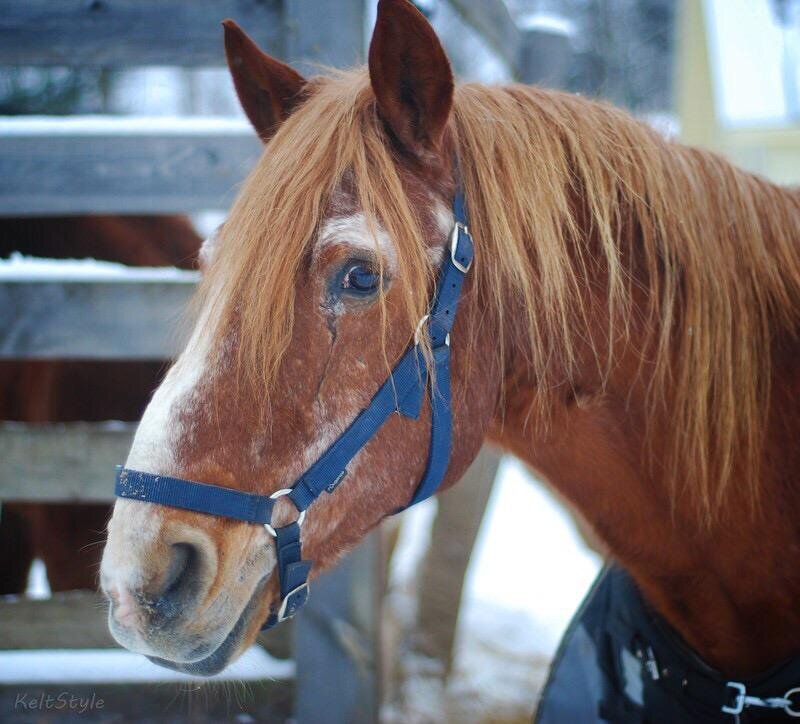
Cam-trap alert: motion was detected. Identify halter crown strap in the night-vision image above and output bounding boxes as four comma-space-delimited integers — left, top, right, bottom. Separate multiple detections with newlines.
114, 189, 474, 630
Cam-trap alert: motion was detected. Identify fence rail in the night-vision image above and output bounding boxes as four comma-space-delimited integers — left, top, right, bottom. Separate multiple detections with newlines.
0, 422, 133, 501
0, 272, 197, 358
0, 0, 283, 67
0, 117, 261, 215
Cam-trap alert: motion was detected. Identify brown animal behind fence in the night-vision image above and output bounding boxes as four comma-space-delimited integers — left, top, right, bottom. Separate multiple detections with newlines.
0, 214, 200, 593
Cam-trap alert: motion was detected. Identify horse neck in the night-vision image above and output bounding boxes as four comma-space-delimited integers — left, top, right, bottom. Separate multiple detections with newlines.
486, 166, 800, 677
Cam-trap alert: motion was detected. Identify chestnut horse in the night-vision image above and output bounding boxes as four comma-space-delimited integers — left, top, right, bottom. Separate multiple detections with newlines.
0, 214, 200, 593
100, 0, 800, 686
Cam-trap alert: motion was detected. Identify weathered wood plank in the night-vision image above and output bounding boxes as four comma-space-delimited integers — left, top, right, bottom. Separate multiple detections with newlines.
0, 117, 261, 215
0, 273, 197, 359
0, 681, 293, 722
0, 0, 282, 67
0, 592, 116, 649
516, 24, 574, 86
447, 0, 521, 72
0, 422, 134, 501
294, 530, 382, 724
1, 681, 292, 721
284, 0, 365, 76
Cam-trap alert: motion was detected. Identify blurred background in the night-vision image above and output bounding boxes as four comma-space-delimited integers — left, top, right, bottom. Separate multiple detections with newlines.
0, 1, 797, 722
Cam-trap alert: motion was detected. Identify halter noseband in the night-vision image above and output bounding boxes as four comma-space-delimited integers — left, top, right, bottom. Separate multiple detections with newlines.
114, 190, 474, 629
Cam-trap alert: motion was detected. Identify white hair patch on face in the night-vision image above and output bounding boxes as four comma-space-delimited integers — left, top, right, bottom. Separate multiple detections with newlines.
434, 198, 454, 235
124, 287, 220, 475
429, 199, 454, 265
317, 213, 396, 269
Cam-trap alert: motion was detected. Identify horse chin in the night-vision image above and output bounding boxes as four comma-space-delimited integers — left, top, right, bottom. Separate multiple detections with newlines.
146, 580, 267, 677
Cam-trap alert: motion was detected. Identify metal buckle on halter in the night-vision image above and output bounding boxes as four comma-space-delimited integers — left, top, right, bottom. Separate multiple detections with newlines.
449, 222, 472, 274
276, 582, 309, 623
414, 314, 450, 347
722, 682, 800, 718
263, 488, 306, 538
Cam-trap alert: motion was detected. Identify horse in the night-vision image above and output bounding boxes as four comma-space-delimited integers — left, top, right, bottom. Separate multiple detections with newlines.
100, 0, 800, 711
0, 214, 200, 593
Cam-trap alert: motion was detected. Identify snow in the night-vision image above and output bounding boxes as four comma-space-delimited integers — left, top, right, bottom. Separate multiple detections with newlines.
517, 13, 576, 38
462, 457, 601, 656
387, 457, 602, 722
0, 648, 294, 684
0, 253, 199, 283
0, 115, 252, 136
25, 559, 50, 600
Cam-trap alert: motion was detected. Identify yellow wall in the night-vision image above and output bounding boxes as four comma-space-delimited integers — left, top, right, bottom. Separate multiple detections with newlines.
677, 0, 800, 184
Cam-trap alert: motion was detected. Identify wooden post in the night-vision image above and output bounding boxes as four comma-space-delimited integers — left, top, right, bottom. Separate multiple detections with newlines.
516, 24, 574, 87
293, 530, 383, 724
414, 445, 502, 675
283, 0, 366, 76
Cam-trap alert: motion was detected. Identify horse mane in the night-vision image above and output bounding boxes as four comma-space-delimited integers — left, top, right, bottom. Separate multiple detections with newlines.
205, 70, 800, 520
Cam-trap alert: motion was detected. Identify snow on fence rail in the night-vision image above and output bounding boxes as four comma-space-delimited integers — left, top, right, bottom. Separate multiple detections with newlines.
0, 255, 198, 358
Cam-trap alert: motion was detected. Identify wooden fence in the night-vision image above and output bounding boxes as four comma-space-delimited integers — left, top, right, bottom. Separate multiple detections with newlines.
0, 2, 374, 722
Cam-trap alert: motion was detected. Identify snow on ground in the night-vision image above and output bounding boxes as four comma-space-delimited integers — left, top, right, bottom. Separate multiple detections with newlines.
0, 252, 198, 282
447, 458, 601, 721
706, 0, 799, 126
463, 457, 601, 657
388, 457, 602, 723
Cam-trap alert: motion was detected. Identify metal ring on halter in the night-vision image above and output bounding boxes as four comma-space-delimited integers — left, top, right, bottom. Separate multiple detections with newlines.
414, 314, 450, 347
785, 688, 800, 718
264, 488, 306, 538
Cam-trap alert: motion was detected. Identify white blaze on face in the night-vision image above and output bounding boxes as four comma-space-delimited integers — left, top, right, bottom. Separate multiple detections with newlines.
316, 199, 453, 267
431, 200, 453, 264
317, 212, 396, 269
124, 288, 219, 476
102, 273, 224, 622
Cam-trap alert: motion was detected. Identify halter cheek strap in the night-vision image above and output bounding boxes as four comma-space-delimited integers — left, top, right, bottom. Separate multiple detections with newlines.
115, 189, 474, 629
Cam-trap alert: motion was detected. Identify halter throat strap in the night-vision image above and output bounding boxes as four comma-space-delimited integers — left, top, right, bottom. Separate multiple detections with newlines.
115, 189, 474, 629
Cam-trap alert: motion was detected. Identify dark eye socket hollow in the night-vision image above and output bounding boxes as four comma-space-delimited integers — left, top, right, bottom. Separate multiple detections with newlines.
341, 263, 380, 294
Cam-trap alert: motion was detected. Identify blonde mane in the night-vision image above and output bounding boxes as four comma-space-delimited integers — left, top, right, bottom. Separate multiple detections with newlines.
205, 70, 800, 519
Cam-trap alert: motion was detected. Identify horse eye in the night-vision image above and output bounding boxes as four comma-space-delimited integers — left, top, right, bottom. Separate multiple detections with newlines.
342, 263, 380, 295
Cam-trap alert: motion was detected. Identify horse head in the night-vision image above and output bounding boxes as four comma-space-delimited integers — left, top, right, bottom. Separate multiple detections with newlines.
100, 0, 498, 674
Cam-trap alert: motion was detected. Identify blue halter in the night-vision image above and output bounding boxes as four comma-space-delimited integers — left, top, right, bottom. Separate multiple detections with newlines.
115, 190, 474, 629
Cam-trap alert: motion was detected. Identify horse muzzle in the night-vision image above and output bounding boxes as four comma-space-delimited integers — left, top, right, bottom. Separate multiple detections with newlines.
99, 498, 270, 672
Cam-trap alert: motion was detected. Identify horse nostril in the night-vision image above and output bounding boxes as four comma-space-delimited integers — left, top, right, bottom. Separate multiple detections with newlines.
153, 542, 199, 619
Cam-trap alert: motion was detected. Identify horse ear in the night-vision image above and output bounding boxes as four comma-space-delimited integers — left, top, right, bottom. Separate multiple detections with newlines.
368, 0, 454, 156
222, 19, 306, 143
